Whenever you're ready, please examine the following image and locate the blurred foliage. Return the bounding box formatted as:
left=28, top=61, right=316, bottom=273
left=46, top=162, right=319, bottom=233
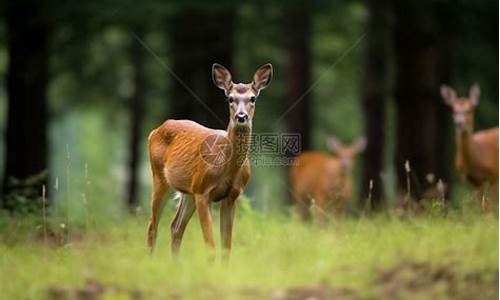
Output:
left=0, top=0, right=498, bottom=215
left=1, top=171, right=48, bottom=214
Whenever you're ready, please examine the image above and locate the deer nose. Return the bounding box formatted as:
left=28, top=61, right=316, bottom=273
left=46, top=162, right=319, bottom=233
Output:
left=235, top=112, right=248, bottom=124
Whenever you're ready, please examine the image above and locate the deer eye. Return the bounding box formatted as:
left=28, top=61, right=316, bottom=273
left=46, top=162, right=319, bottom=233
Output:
left=228, top=97, right=234, bottom=104
left=250, top=96, right=256, bottom=103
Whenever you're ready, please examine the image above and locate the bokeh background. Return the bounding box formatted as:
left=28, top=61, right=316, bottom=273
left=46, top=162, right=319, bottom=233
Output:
left=0, top=0, right=498, bottom=220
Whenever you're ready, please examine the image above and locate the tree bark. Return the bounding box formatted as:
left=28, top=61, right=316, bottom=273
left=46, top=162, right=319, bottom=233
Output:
left=126, top=30, right=146, bottom=213
left=434, top=0, right=457, bottom=201
left=360, top=0, right=391, bottom=210
left=284, top=3, right=312, bottom=153
left=392, top=0, right=442, bottom=200
left=2, top=0, right=50, bottom=210
left=283, top=2, right=312, bottom=206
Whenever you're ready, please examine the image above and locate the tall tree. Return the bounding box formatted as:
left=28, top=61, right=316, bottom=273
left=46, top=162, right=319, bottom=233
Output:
left=434, top=0, right=457, bottom=200
left=2, top=0, right=51, bottom=210
left=360, top=0, right=391, bottom=210
left=126, top=29, right=146, bottom=212
left=392, top=0, right=447, bottom=200
left=284, top=2, right=312, bottom=153
left=283, top=1, right=312, bottom=205
left=169, top=6, right=235, bottom=129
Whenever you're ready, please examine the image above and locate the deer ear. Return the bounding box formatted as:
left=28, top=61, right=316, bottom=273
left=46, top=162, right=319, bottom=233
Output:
left=326, top=136, right=342, bottom=154
left=354, top=137, right=367, bottom=153
left=469, top=83, right=480, bottom=106
left=440, top=84, right=456, bottom=106
left=212, top=63, right=232, bottom=93
left=253, top=63, right=273, bottom=92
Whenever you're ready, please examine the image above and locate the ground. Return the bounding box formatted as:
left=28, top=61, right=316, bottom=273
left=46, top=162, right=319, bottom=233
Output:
left=0, top=202, right=498, bottom=300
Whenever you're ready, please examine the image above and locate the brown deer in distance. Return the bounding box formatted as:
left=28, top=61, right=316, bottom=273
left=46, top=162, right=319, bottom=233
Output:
left=147, top=63, right=273, bottom=258
left=290, top=137, right=366, bottom=223
left=440, top=84, right=499, bottom=212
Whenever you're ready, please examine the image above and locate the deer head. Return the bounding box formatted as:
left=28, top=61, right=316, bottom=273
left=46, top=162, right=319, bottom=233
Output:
left=327, top=136, right=367, bottom=170
left=440, top=84, right=480, bottom=132
left=212, top=63, right=273, bottom=129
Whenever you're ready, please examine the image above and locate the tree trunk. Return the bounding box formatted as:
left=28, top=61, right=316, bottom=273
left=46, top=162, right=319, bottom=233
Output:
left=170, top=8, right=234, bottom=129
left=360, top=0, right=391, bottom=210
left=392, top=0, right=441, bottom=200
left=198, top=11, right=234, bottom=130
left=283, top=2, right=312, bottom=206
left=434, top=0, right=457, bottom=201
left=284, top=3, right=312, bottom=153
left=126, top=30, right=146, bottom=213
left=2, top=0, right=50, bottom=211
left=169, top=12, right=197, bottom=121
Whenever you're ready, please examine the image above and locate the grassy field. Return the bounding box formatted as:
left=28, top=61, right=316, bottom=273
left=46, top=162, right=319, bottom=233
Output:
left=0, top=200, right=498, bottom=300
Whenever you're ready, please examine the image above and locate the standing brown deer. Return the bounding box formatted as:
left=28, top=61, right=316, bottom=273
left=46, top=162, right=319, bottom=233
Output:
left=290, top=137, right=366, bottom=222
left=147, top=63, right=273, bottom=258
left=440, top=84, right=499, bottom=212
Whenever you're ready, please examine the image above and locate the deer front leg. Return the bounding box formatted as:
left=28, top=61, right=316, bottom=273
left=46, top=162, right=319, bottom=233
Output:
left=220, top=195, right=237, bottom=260
left=194, top=194, right=216, bottom=255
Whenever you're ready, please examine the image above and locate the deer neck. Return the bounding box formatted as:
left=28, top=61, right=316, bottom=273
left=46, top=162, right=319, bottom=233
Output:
left=226, top=123, right=252, bottom=169
left=341, top=166, right=353, bottom=183
left=455, top=126, right=476, bottom=170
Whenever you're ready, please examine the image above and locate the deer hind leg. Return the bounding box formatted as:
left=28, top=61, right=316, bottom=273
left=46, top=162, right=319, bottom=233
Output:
left=332, top=198, right=347, bottom=221
left=482, top=181, right=498, bottom=214
left=147, top=176, right=169, bottom=255
left=295, top=195, right=312, bottom=222
left=491, top=181, right=499, bottom=213
left=171, top=193, right=196, bottom=256
left=311, top=196, right=329, bottom=226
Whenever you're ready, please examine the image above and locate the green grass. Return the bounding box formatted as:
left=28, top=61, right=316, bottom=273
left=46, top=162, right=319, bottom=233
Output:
left=0, top=202, right=498, bottom=300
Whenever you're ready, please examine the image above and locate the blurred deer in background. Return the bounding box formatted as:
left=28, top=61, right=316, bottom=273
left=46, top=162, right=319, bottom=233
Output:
left=290, top=137, right=366, bottom=223
left=440, top=84, right=499, bottom=212
left=147, top=63, right=273, bottom=259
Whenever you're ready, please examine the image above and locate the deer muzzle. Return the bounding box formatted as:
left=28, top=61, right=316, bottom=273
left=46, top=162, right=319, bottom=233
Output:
left=235, top=112, right=249, bottom=125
